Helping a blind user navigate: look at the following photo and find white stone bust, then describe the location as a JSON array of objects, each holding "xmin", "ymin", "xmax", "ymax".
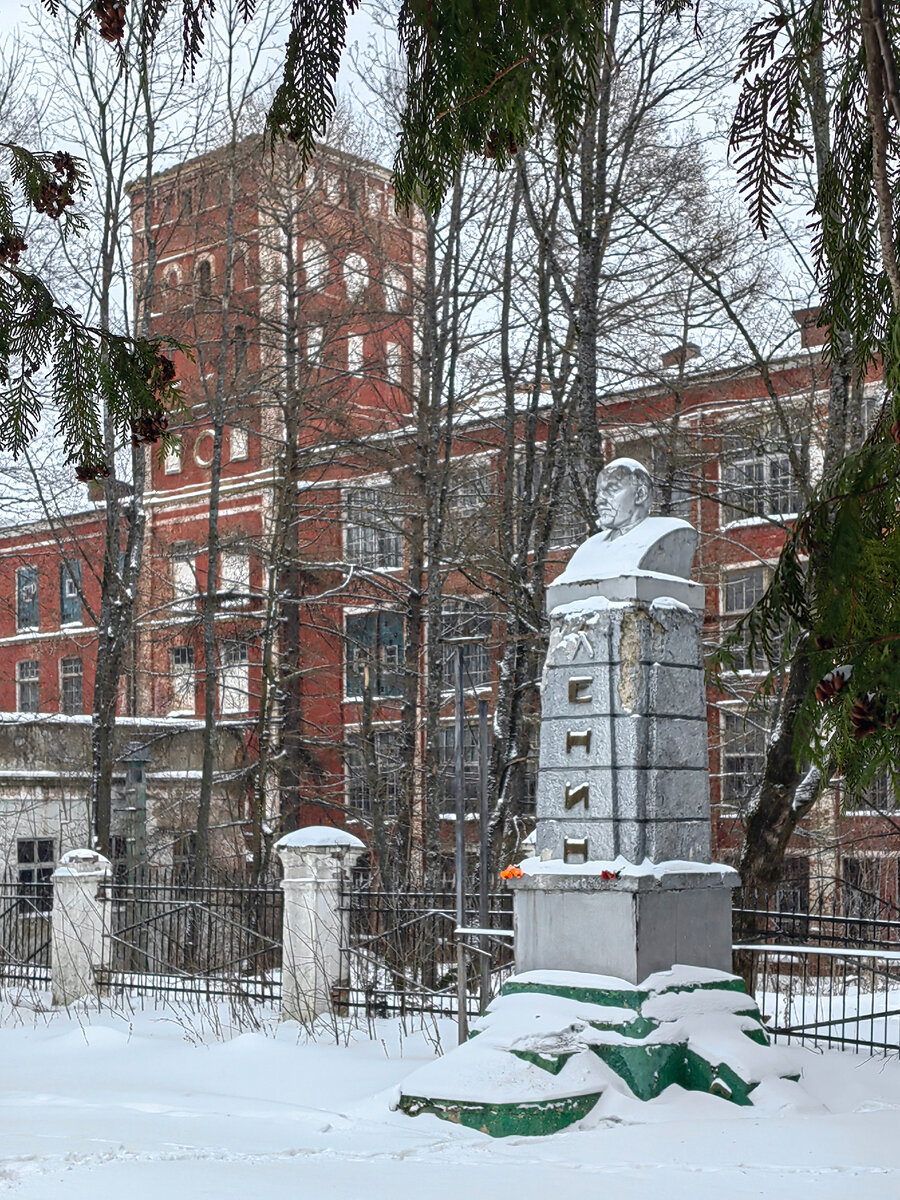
[{"xmin": 546, "ymin": 457, "xmax": 703, "ymax": 612}]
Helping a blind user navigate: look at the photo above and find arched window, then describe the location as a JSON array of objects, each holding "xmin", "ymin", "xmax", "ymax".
[{"xmin": 196, "ymin": 258, "xmax": 212, "ymax": 297}]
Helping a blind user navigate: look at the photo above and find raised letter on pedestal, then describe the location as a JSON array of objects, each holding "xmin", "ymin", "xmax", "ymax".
[
  {"xmin": 564, "ymin": 782, "xmax": 589, "ymax": 810},
  {"xmin": 566, "ymin": 730, "xmax": 592, "ymax": 753}
]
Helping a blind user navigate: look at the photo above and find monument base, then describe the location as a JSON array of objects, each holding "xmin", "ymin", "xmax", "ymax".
[
  {"xmin": 398, "ymin": 966, "xmax": 803, "ymax": 1137},
  {"xmin": 507, "ymin": 858, "xmax": 740, "ymax": 984}
]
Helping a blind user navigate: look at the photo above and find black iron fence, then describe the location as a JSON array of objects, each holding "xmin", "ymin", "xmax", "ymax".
[
  {"xmin": 0, "ymin": 874, "xmax": 52, "ymax": 988},
  {"xmin": 97, "ymin": 869, "xmax": 283, "ymax": 1003},
  {"xmin": 337, "ymin": 883, "xmax": 515, "ymax": 1018},
  {"xmin": 733, "ymin": 879, "xmax": 900, "ymax": 1055}
]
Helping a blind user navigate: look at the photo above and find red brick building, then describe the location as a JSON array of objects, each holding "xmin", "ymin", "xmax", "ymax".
[{"xmin": 0, "ymin": 139, "xmax": 896, "ymax": 911}]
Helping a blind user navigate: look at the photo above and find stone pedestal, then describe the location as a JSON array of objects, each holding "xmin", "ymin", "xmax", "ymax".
[
  {"xmin": 536, "ymin": 596, "xmax": 710, "ymax": 864},
  {"xmin": 50, "ymin": 849, "xmax": 111, "ymax": 1006},
  {"xmin": 275, "ymin": 826, "xmax": 365, "ymax": 1023},
  {"xmin": 507, "ymin": 863, "xmax": 740, "ymax": 984}
]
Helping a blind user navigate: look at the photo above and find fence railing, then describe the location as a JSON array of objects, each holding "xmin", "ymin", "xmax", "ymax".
[
  {"xmin": 0, "ymin": 875, "xmax": 52, "ymax": 988},
  {"xmin": 337, "ymin": 885, "xmax": 515, "ymax": 1018},
  {"xmin": 733, "ymin": 881, "xmax": 900, "ymax": 1056},
  {"xmin": 96, "ymin": 869, "xmax": 283, "ymax": 1003}
]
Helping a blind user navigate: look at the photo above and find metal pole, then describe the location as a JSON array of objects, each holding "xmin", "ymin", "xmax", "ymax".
[
  {"xmin": 478, "ymin": 698, "xmax": 490, "ymax": 1011},
  {"xmin": 455, "ymin": 644, "xmax": 468, "ymax": 1043}
]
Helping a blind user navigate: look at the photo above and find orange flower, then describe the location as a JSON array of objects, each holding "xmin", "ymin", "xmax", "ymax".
[{"xmin": 500, "ymin": 864, "xmax": 524, "ymax": 880}]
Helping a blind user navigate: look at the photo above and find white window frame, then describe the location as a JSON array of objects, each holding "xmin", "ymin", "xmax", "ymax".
[
  {"xmin": 164, "ymin": 441, "xmax": 183, "ymax": 474},
  {"xmin": 348, "ymin": 333, "xmax": 365, "ymax": 377},
  {"xmin": 219, "ymin": 641, "xmax": 250, "ymax": 715},
  {"xmin": 302, "ymin": 239, "xmax": 328, "ymax": 291},
  {"xmin": 385, "ymin": 341, "xmax": 402, "ymax": 385},
  {"xmin": 219, "ymin": 548, "xmax": 250, "ymax": 609},
  {"xmin": 307, "ymin": 325, "xmax": 324, "ymax": 367},
  {"xmin": 170, "ymin": 645, "xmax": 196, "ymax": 714},
  {"xmin": 343, "ymin": 482, "xmax": 403, "ymax": 571},
  {"xmin": 16, "ymin": 660, "xmax": 39, "ymax": 712},
  {"xmin": 172, "ymin": 551, "xmax": 196, "ymax": 614},
  {"xmin": 343, "ymin": 253, "xmax": 369, "ymax": 302},
  {"xmin": 59, "ymin": 656, "xmax": 83, "ymax": 716},
  {"xmin": 229, "ymin": 426, "xmax": 248, "ymax": 462}
]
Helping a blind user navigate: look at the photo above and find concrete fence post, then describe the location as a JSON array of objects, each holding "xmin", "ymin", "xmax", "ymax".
[
  {"xmin": 50, "ymin": 849, "xmax": 111, "ymax": 1007},
  {"xmin": 275, "ymin": 827, "xmax": 365, "ymax": 1023}
]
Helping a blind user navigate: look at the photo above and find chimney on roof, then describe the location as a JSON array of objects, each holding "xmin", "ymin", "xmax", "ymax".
[
  {"xmin": 660, "ymin": 342, "xmax": 702, "ymax": 370},
  {"xmin": 793, "ymin": 305, "xmax": 829, "ymax": 348}
]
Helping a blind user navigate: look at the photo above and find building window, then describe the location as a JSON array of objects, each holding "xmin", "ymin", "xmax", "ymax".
[
  {"xmin": 440, "ymin": 598, "xmax": 492, "ymax": 689},
  {"xmin": 59, "ymin": 559, "xmax": 82, "ymax": 625},
  {"xmin": 16, "ymin": 566, "xmax": 38, "ymax": 630},
  {"xmin": 447, "ymin": 461, "xmax": 495, "ymax": 523},
  {"xmin": 347, "ymin": 333, "xmax": 364, "ymax": 376},
  {"xmin": 60, "ymin": 657, "xmax": 83, "ymax": 715},
  {"xmin": 16, "ymin": 660, "xmax": 39, "ymax": 712},
  {"xmin": 219, "ymin": 640, "xmax": 249, "ymax": 714},
  {"xmin": 230, "ymin": 426, "xmax": 248, "ymax": 461},
  {"xmin": 345, "ymin": 611, "xmax": 403, "ymax": 699},
  {"xmin": 846, "ymin": 771, "xmax": 899, "ymax": 812},
  {"xmin": 383, "ymin": 267, "xmax": 407, "ymax": 311},
  {"xmin": 720, "ymin": 710, "xmax": 767, "ymax": 810},
  {"xmin": 385, "ymin": 342, "xmax": 402, "ymax": 384},
  {"xmin": 344, "ymin": 485, "xmax": 403, "ymax": 570},
  {"xmin": 841, "ymin": 856, "xmax": 884, "ymax": 930},
  {"xmin": 233, "ymin": 324, "xmax": 247, "ymax": 369},
  {"xmin": 307, "ymin": 325, "xmax": 324, "ymax": 366},
  {"xmin": 172, "ymin": 548, "xmax": 196, "ymax": 613},
  {"xmin": 17, "ymin": 837, "xmax": 54, "ymax": 912},
  {"xmin": 774, "ymin": 856, "xmax": 810, "ymax": 913},
  {"xmin": 170, "ymin": 645, "xmax": 196, "ymax": 713},
  {"xmin": 343, "ymin": 253, "xmax": 369, "ymax": 302},
  {"xmin": 721, "ymin": 427, "xmax": 803, "ymax": 521},
  {"xmin": 438, "ymin": 722, "xmax": 481, "ymax": 811},
  {"xmin": 219, "ymin": 549, "xmax": 250, "ymax": 608},
  {"xmin": 164, "ymin": 442, "xmax": 183, "ymax": 474},
  {"xmin": 345, "ymin": 728, "xmax": 402, "ymax": 813},
  {"xmin": 722, "ymin": 566, "xmax": 770, "ymax": 673},
  {"xmin": 366, "ymin": 183, "xmax": 382, "ymax": 217},
  {"xmin": 196, "ymin": 258, "xmax": 212, "ymax": 297},
  {"xmin": 615, "ymin": 434, "xmax": 694, "ymax": 519},
  {"xmin": 302, "ymin": 239, "xmax": 328, "ymax": 291}
]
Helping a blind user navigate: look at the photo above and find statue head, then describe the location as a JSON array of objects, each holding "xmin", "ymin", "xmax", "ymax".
[{"xmin": 595, "ymin": 458, "xmax": 652, "ymax": 537}]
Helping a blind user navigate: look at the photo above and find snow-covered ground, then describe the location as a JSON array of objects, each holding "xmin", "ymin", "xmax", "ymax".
[{"xmin": 1, "ymin": 988, "xmax": 899, "ymax": 1199}]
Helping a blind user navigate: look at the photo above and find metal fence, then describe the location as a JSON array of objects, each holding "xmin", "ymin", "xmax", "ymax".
[
  {"xmin": 97, "ymin": 869, "xmax": 283, "ymax": 1003},
  {"xmin": 338, "ymin": 884, "xmax": 515, "ymax": 1018},
  {"xmin": 0, "ymin": 874, "xmax": 52, "ymax": 989},
  {"xmin": 733, "ymin": 881, "xmax": 900, "ymax": 1055}
]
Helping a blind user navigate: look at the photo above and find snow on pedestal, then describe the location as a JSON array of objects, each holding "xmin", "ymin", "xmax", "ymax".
[
  {"xmin": 50, "ymin": 848, "xmax": 111, "ymax": 1007},
  {"xmin": 275, "ymin": 826, "xmax": 365, "ymax": 1024}
]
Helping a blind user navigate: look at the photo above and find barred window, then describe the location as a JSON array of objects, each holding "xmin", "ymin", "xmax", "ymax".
[
  {"xmin": 345, "ymin": 612, "xmax": 403, "ymax": 698},
  {"xmin": 16, "ymin": 660, "xmax": 39, "ymax": 712},
  {"xmin": 447, "ymin": 461, "xmax": 495, "ymax": 523},
  {"xmin": 383, "ymin": 267, "xmax": 407, "ymax": 311},
  {"xmin": 344, "ymin": 485, "xmax": 403, "ymax": 570},
  {"xmin": 440, "ymin": 598, "xmax": 492, "ymax": 689},
  {"xmin": 343, "ymin": 253, "xmax": 369, "ymax": 302},
  {"xmin": 846, "ymin": 771, "xmax": 900, "ymax": 812},
  {"xmin": 60, "ymin": 657, "xmax": 83, "ymax": 715},
  {"xmin": 16, "ymin": 566, "xmax": 38, "ymax": 630},
  {"xmin": 60, "ymin": 559, "xmax": 82, "ymax": 625},
  {"xmin": 345, "ymin": 729, "xmax": 403, "ymax": 813}
]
